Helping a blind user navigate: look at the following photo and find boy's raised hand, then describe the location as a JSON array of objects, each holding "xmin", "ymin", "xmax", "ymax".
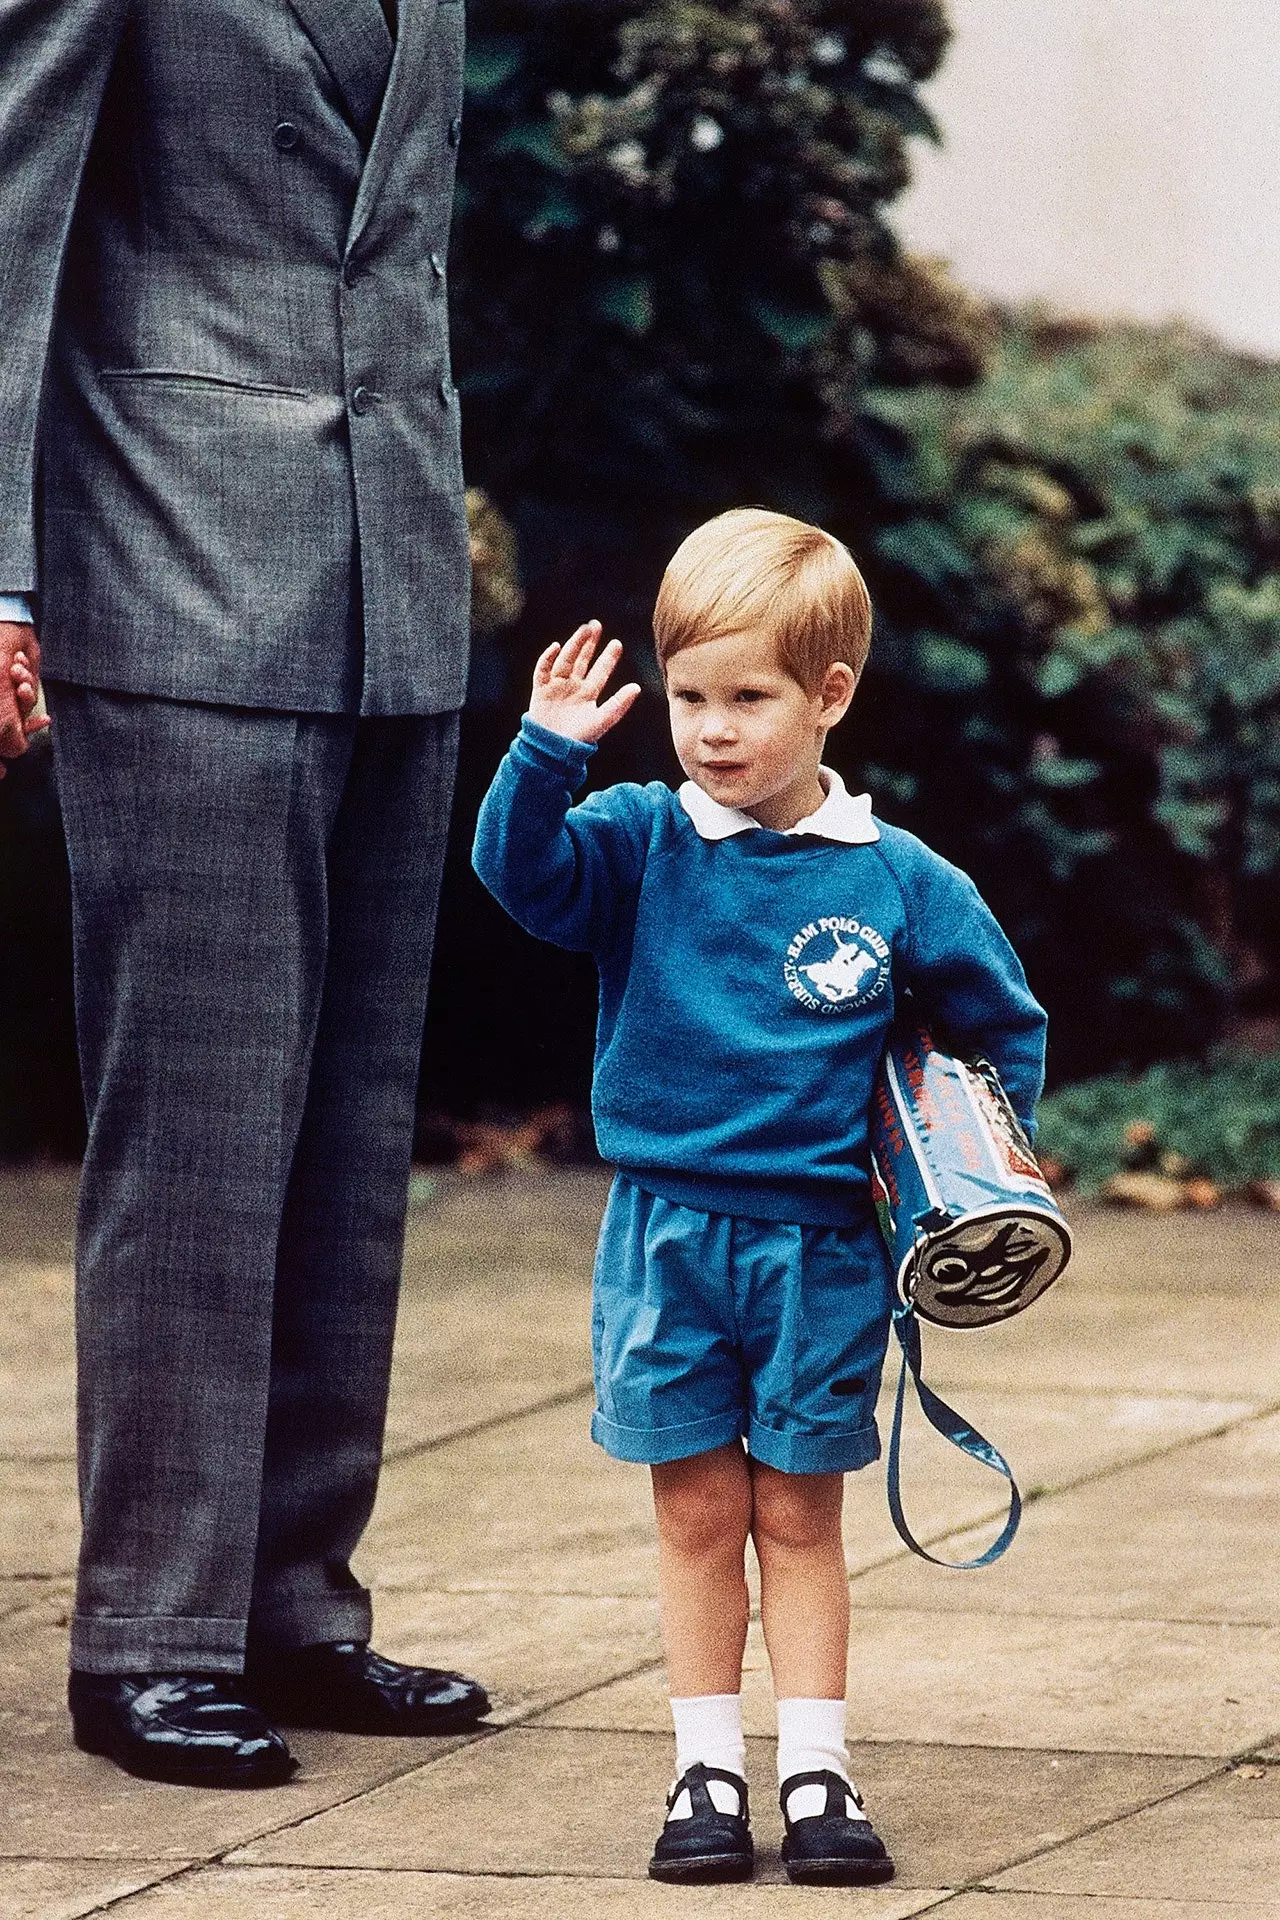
[{"xmin": 528, "ymin": 620, "xmax": 641, "ymax": 745}]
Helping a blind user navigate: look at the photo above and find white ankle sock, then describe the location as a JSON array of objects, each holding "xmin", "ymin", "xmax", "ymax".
[
  {"xmin": 668, "ymin": 1694, "xmax": 747, "ymax": 1818},
  {"xmin": 776, "ymin": 1697, "xmax": 865, "ymax": 1822}
]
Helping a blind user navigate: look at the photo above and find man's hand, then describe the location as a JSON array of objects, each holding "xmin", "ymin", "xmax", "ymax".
[
  {"xmin": 528, "ymin": 620, "xmax": 641, "ymax": 745},
  {"xmin": 0, "ymin": 621, "xmax": 49, "ymax": 778}
]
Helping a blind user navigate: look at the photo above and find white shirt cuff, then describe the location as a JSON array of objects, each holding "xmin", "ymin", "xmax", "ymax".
[{"xmin": 0, "ymin": 593, "xmax": 34, "ymax": 625}]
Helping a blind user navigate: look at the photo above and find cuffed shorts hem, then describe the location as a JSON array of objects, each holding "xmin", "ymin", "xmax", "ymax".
[
  {"xmin": 747, "ymin": 1418, "xmax": 882, "ymax": 1475},
  {"xmin": 69, "ymin": 1612, "xmax": 247, "ymax": 1675},
  {"xmin": 591, "ymin": 1407, "xmax": 745, "ymax": 1466}
]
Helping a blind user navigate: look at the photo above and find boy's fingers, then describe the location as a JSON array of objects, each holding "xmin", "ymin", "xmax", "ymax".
[
  {"xmin": 533, "ymin": 642, "xmax": 561, "ymax": 682},
  {"xmin": 571, "ymin": 632, "xmax": 600, "ymax": 680},
  {"xmin": 568, "ymin": 624, "xmax": 601, "ymax": 678},
  {"xmin": 581, "ymin": 638, "xmax": 624, "ymax": 698},
  {"xmin": 595, "ymin": 682, "xmax": 642, "ymax": 731},
  {"xmin": 555, "ymin": 621, "xmax": 601, "ymax": 678}
]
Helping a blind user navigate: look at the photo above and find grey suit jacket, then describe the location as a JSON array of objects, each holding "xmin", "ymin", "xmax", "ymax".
[{"xmin": 0, "ymin": 0, "xmax": 469, "ymax": 714}]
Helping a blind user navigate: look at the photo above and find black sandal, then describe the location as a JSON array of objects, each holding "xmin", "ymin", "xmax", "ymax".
[
  {"xmin": 779, "ymin": 1768, "xmax": 895, "ymax": 1885},
  {"xmin": 648, "ymin": 1762, "xmax": 753, "ymax": 1883}
]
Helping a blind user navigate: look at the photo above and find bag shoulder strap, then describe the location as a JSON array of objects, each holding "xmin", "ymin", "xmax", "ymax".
[{"xmin": 887, "ymin": 1302, "xmax": 1022, "ymax": 1568}]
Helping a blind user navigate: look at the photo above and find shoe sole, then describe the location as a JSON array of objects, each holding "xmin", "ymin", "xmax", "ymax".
[
  {"xmin": 72, "ymin": 1717, "xmax": 298, "ymax": 1790},
  {"xmin": 784, "ymin": 1857, "xmax": 896, "ymax": 1886},
  {"xmin": 648, "ymin": 1856, "xmax": 754, "ymax": 1884}
]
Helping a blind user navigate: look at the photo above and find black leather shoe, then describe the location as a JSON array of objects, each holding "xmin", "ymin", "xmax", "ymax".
[
  {"xmin": 648, "ymin": 1763, "xmax": 754, "ymax": 1883},
  {"xmin": 779, "ymin": 1769, "xmax": 895, "ymax": 1885},
  {"xmin": 244, "ymin": 1640, "xmax": 490, "ymax": 1734},
  {"xmin": 68, "ymin": 1670, "xmax": 298, "ymax": 1789}
]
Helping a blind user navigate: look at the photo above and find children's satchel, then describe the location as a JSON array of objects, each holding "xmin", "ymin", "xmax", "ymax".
[{"xmin": 869, "ymin": 1020, "xmax": 1072, "ymax": 1567}]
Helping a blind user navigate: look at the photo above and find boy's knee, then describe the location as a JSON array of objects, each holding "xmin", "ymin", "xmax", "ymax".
[
  {"xmin": 652, "ymin": 1446, "xmax": 752, "ymax": 1560},
  {"xmin": 751, "ymin": 1466, "xmax": 843, "ymax": 1557}
]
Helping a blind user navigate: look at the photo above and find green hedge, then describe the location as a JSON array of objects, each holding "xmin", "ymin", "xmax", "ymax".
[
  {"xmin": 1037, "ymin": 1051, "xmax": 1280, "ymax": 1193},
  {"xmin": 855, "ymin": 320, "xmax": 1280, "ymax": 1078}
]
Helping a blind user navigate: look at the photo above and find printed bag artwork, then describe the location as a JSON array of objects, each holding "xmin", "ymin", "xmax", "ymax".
[{"xmin": 870, "ymin": 1019, "xmax": 1072, "ymax": 1329}]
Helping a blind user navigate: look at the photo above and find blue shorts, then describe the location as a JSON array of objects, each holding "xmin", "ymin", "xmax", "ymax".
[{"xmin": 590, "ymin": 1176, "xmax": 894, "ymax": 1475}]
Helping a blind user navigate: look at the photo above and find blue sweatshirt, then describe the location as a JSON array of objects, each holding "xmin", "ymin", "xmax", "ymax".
[{"xmin": 474, "ymin": 717, "xmax": 1047, "ymax": 1228}]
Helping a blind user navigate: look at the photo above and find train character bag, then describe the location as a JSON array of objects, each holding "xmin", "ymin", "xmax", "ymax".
[{"xmin": 869, "ymin": 1019, "xmax": 1072, "ymax": 1566}]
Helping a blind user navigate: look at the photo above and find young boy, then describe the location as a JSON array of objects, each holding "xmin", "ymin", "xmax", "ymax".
[{"xmin": 473, "ymin": 509, "xmax": 1046, "ymax": 1886}]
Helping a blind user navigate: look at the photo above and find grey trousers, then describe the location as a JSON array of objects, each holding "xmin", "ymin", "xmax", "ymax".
[{"xmin": 47, "ymin": 685, "xmax": 459, "ymax": 1673}]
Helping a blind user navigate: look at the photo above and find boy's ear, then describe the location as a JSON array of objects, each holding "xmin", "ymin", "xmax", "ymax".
[{"xmin": 818, "ymin": 661, "xmax": 857, "ymax": 727}]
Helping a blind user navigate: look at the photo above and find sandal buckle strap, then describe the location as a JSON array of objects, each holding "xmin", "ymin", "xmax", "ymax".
[
  {"xmin": 668, "ymin": 1761, "xmax": 749, "ymax": 1822},
  {"xmin": 780, "ymin": 1767, "xmax": 864, "ymax": 1821}
]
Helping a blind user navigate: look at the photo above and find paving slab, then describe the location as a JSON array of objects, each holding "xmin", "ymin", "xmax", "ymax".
[
  {"xmin": 369, "ymin": 1588, "xmax": 662, "ymax": 1723},
  {"xmin": 364, "ymin": 1397, "xmax": 658, "ymax": 1599},
  {"xmin": 1054, "ymin": 1202, "xmax": 1280, "ymax": 1299},
  {"xmin": 402, "ymin": 1169, "xmax": 612, "ymax": 1274},
  {"xmin": 990, "ymin": 1763, "xmax": 1280, "ymax": 1901},
  {"xmin": 1, "ymin": 1173, "xmax": 1276, "ymax": 1907},
  {"xmin": 381, "ymin": 1278, "xmax": 592, "ymax": 1459},
  {"xmin": 384, "ymin": 1172, "xmax": 601, "ymax": 1456},
  {"xmin": 0, "ymin": 1581, "xmax": 71, "ymax": 1629},
  {"xmin": 0, "ymin": 1861, "xmax": 187, "ymax": 1920},
  {"xmin": 912, "ymin": 1290, "xmax": 1280, "ymax": 1400},
  {"xmin": 938, "ymin": 1897, "xmax": 1280, "ymax": 1920},
  {"xmin": 0, "ymin": 1464, "xmax": 79, "ymax": 1582},
  {"xmin": 231, "ymin": 1725, "xmax": 1210, "ymax": 1889},
  {"xmin": 0, "ymin": 1264, "xmax": 75, "ymax": 1462},
  {"xmin": 0, "ymin": 1169, "xmax": 607, "ymax": 1470},
  {"xmin": 103, "ymin": 1864, "xmax": 949, "ymax": 1919},
  {"xmin": 536, "ymin": 1612, "xmax": 1280, "ymax": 1756},
  {"xmin": 841, "ymin": 1385, "xmax": 1260, "ymax": 1572},
  {"xmin": 367, "ymin": 1385, "xmax": 1267, "ymax": 1610},
  {"xmin": 850, "ymin": 1412, "xmax": 1280, "ymax": 1626}
]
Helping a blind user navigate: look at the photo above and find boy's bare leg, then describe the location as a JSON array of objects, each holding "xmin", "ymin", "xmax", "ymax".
[
  {"xmin": 750, "ymin": 1462, "xmax": 849, "ymax": 1698},
  {"xmin": 651, "ymin": 1443, "xmax": 753, "ymax": 1693}
]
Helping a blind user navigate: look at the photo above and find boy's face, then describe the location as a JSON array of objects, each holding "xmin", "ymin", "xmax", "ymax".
[{"xmin": 665, "ymin": 628, "xmax": 855, "ymax": 832}]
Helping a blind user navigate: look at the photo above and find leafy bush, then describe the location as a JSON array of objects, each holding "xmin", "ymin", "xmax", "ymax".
[
  {"xmin": 1036, "ymin": 1051, "xmax": 1280, "ymax": 1193},
  {"xmin": 857, "ymin": 320, "xmax": 1280, "ymax": 1079}
]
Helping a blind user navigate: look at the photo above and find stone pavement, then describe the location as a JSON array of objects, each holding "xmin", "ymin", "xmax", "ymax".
[{"xmin": 1, "ymin": 1166, "xmax": 1279, "ymax": 1919}]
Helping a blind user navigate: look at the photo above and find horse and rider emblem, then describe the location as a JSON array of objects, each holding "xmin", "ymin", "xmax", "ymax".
[{"xmin": 783, "ymin": 915, "xmax": 890, "ymax": 1013}]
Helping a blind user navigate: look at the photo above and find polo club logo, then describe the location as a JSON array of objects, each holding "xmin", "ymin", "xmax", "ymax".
[{"xmin": 784, "ymin": 916, "xmax": 890, "ymax": 1013}]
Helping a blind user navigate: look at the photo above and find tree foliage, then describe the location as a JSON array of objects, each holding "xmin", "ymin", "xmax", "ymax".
[{"xmin": 452, "ymin": 0, "xmax": 985, "ymax": 567}]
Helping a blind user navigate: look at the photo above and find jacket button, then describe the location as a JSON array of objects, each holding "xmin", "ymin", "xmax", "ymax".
[
  {"xmin": 447, "ymin": 115, "xmax": 462, "ymax": 147},
  {"xmin": 430, "ymin": 251, "xmax": 445, "ymax": 278},
  {"xmin": 351, "ymin": 385, "xmax": 376, "ymax": 416},
  {"xmin": 273, "ymin": 120, "xmax": 300, "ymax": 152}
]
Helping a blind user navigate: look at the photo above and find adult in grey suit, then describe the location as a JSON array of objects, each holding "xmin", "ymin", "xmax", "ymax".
[{"xmin": 0, "ymin": 0, "xmax": 489, "ymax": 1785}]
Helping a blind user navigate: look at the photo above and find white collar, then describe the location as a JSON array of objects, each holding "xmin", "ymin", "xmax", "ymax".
[{"xmin": 678, "ymin": 766, "xmax": 879, "ymax": 844}]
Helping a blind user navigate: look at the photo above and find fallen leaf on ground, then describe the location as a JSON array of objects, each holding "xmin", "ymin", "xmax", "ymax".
[{"xmin": 1102, "ymin": 1171, "xmax": 1187, "ymax": 1211}]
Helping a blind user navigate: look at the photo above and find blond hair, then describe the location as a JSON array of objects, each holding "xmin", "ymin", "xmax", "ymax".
[{"xmin": 653, "ymin": 508, "xmax": 872, "ymax": 691}]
